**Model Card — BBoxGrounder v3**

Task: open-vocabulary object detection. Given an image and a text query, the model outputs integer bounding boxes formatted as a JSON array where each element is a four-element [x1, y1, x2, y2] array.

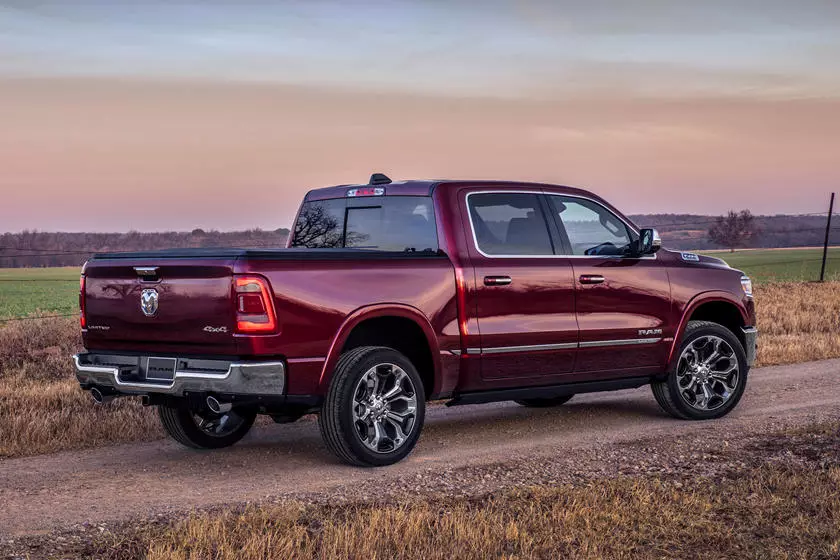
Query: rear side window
[[467, 193, 554, 256], [291, 196, 438, 252]]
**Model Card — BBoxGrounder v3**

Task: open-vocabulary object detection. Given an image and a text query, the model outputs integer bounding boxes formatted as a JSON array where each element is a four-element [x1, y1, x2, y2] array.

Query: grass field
[[0, 266, 79, 320], [699, 246, 840, 283]]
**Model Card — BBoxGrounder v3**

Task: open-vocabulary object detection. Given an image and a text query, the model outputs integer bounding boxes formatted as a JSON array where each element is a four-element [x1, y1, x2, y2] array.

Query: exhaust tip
[[90, 387, 105, 404], [206, 395, 232, 414]]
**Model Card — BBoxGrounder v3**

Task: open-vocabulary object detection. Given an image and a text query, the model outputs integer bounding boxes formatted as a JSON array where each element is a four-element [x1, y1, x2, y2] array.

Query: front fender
[[667, 290, 751, 369]]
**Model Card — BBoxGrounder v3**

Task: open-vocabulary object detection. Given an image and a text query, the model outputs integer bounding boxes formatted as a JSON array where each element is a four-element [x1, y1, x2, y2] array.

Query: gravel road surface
[[1, 358, 838, 537]]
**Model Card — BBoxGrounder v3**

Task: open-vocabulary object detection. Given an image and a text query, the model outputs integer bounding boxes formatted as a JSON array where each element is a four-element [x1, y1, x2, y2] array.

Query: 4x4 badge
[[140, 288, 159, 317]]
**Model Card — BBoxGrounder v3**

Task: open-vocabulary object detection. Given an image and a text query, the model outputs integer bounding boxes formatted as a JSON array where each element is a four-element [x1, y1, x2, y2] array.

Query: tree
[[708, 210, 756, 252]]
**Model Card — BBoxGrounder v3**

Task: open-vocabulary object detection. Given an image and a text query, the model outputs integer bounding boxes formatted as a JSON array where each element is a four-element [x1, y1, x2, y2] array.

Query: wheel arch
[[668, 292, 750, 369], [318, 304, 441, 399]]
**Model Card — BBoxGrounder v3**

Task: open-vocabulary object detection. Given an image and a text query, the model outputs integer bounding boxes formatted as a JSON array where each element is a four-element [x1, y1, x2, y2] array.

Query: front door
[[464, 190, 578, 383], [545, 194, 671, 375]]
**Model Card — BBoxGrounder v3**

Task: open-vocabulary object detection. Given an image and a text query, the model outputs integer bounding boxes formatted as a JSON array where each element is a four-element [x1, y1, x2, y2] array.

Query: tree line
[[0, 229, 289, 268], [1, 212, 836, 268]]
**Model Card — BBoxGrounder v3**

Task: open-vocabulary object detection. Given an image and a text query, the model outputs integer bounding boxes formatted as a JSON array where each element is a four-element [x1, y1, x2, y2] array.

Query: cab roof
[[302, 177, 599, 202]]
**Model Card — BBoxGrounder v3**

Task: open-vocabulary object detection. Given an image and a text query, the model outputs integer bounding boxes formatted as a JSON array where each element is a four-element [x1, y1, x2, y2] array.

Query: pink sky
[[1, 1, 839, 232]]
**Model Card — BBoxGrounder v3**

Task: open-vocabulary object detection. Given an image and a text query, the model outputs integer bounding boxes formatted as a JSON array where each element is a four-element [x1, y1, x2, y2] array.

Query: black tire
[[652, 320, 749, 420], [319, 346, 426, 467], [515, 395, 574, 408], [158, 401, 256, 449]]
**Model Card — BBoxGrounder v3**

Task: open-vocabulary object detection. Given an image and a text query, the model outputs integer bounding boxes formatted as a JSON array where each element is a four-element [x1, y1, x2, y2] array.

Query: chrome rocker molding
[[73, 354, 286, 396], [452, 338, 662, 356]]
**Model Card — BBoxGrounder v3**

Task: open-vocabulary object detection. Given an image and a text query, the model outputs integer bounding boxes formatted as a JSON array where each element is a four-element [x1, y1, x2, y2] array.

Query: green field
[[0, 248, 837, 320], [0, 267, 80, 320], [699, 247, 840, 284]]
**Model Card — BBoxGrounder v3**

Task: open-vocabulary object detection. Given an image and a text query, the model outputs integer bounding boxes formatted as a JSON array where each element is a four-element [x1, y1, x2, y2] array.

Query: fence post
[[820, 192, 835, 282]]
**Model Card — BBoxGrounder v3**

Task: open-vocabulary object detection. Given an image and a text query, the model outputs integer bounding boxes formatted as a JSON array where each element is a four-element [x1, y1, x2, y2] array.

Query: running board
[[445, 376, 651, 407]]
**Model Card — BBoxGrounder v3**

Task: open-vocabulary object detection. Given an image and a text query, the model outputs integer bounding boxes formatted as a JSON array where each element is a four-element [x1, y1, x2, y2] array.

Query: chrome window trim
[[461, 338, 662, 355], [464, 189, 656, 260]]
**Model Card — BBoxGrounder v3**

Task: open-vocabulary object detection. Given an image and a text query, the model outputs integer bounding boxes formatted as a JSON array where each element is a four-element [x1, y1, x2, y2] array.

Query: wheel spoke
[[695, 383, 713, 409], [702, 338, 722, 366], [711, 377, 736, 394], [381, 370, 406, 401], [384, 416, 408, 447], [386, 407, 415, 421], [369, 420, 384, 450], [367, 370, 380, 398]]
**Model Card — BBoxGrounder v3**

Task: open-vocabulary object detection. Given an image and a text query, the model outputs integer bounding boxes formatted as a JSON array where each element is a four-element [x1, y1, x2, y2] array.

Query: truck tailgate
[[83, 259, 236, 349]]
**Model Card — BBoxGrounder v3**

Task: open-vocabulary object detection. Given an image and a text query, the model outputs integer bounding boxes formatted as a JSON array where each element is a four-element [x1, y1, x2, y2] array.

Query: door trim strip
[[481, 342, 578, 354], [578, 338, 662, 348], [463, 338, 662, 355]]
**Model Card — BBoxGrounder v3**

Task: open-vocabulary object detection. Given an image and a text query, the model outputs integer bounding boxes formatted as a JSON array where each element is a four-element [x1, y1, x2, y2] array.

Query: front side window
[[549, 195, 633, 256], [291, 196, 437, 252], [468, 192, 554, 256]]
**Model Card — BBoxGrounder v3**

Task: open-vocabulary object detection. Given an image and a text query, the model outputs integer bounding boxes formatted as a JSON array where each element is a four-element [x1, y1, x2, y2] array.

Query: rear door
[[545, 194, 671, 374], [464, 190, 578, 383]]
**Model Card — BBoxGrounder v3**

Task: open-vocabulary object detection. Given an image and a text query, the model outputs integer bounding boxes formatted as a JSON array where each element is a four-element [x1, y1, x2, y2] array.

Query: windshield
[[290, 196, 438, 252]]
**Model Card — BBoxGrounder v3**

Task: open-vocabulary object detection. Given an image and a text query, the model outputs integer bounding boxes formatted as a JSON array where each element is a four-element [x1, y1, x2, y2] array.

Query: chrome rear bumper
[[742, 327, 758, 367], [73, 353, 285, 397]]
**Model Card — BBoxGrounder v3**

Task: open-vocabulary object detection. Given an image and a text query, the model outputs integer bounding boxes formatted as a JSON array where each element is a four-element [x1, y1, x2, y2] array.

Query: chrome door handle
[[484, 275, 512, 286], [579, 274, 605, 285]]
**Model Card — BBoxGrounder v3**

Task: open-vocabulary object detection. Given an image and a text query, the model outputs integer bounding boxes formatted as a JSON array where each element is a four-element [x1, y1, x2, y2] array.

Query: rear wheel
[[652, 320, 748, 420], [319, 346, 425, 467], [515, 395, 574, 408], [158, 401, 256, 449]]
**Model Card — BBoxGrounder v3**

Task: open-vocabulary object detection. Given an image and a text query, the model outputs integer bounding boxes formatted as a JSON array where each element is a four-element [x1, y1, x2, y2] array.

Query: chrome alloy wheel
[[191, 410, 250, 438], [676, 335, 740, 411], [352, 363, 418, 453]]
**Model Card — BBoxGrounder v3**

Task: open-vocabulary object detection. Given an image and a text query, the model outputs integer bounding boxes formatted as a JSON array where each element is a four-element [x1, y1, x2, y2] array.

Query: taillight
[[234, 276, 277, 333], [79, 273, 87, 329]]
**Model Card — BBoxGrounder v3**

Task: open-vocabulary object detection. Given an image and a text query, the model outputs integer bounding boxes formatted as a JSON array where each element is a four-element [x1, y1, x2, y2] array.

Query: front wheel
[[319, 346, 425, 467], [158, 401, 256, 449], [652, 320, 749, 420]]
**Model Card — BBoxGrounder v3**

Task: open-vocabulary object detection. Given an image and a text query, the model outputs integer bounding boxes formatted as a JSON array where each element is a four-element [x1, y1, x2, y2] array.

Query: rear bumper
[[742, 327, 758, 367], [73, 353, 285, 397]]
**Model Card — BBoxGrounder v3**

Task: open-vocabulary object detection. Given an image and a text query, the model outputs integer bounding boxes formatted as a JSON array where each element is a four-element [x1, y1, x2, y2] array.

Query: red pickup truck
[[75, 175, 757, 466]]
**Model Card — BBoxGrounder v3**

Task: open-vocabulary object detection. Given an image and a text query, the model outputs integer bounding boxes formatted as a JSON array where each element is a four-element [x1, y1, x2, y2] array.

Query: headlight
[[740, 275, 753, 297]]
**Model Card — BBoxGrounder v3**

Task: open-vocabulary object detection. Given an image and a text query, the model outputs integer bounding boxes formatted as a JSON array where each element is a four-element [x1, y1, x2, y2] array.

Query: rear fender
[[318, 304, 442, 394]]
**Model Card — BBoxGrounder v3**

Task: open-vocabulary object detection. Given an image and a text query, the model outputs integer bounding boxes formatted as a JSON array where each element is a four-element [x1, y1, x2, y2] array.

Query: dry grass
[[754, 282, 840, 366], [0, 374, 161, 457], [0, 283, 838, 458], [0, 317, 161, 457], [90, 462, 840, 559]]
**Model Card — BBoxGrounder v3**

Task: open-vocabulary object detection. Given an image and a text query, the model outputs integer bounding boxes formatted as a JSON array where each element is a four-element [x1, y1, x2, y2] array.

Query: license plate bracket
[[145, 357, 177, 381]]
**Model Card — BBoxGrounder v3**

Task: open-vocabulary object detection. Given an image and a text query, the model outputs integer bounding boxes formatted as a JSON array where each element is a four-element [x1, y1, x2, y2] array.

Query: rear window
[[291, 196, 438, 252]]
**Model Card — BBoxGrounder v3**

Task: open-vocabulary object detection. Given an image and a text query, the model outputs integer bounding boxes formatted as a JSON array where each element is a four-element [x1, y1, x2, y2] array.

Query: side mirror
[[637, 228, 662, 255]]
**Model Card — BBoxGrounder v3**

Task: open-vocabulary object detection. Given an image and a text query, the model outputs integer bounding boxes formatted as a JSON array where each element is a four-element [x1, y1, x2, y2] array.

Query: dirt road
[[1, 358, 838, 537]]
